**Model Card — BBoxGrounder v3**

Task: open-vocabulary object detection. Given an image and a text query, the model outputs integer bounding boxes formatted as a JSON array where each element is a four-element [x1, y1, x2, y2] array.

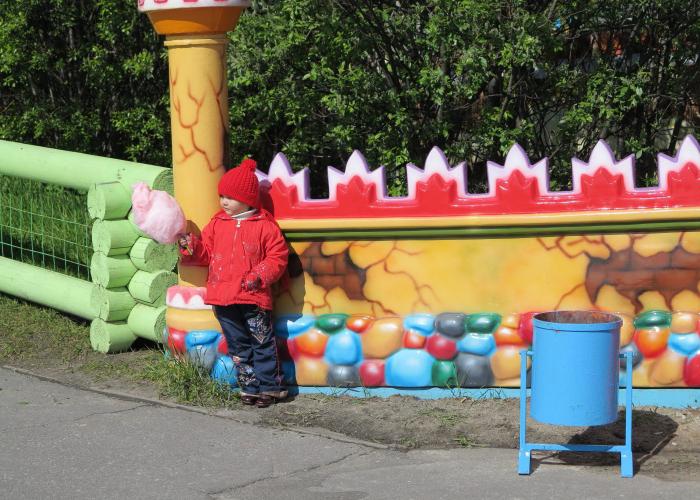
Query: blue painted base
[[287, 386, 700, 409], [519, 351, 635, 478]]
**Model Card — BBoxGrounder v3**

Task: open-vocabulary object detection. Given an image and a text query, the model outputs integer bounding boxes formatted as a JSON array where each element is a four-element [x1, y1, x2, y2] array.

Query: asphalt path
[[0, 368, 695, 499]]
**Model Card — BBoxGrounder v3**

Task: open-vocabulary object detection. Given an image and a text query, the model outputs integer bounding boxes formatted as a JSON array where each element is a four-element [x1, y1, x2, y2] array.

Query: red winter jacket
[[179, 209, 288, 310]]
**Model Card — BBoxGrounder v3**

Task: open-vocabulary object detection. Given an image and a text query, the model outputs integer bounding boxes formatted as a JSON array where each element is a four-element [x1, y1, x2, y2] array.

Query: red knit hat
[[218, 158, 260, 208]]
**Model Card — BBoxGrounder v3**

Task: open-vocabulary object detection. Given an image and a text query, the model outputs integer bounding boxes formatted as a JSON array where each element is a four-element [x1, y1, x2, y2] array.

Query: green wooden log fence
[[0, 140, 178, 353], [0, 257, 96, 319], [0, 140, 172, 192]]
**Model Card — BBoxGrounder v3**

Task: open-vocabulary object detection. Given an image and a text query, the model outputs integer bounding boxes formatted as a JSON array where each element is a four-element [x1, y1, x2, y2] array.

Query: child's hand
[[177, 233, 192, 255], [241, 273, 262, 292]]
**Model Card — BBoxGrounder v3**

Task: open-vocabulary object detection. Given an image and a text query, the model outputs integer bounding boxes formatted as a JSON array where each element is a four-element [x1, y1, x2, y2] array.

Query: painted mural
[[164, 135, 700, 389]]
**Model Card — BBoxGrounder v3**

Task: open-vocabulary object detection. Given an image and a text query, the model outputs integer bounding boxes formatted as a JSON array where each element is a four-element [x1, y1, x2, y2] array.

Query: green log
[[90, 319, 137, 353], [128, 270, 177, 305], [0, 256, 96, 319], [129, 237, 178, 272], [90, 252, 138, 288], [127, 211, 149, 238], [90, 286, 136, 322], [92, 219, 140, 256], [87, 182, 132, 220], [127, 304, 167, 342], [0, 140, 172, 192]]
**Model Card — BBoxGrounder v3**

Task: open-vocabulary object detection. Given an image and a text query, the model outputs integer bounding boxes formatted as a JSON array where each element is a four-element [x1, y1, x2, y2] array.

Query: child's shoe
[[255, 390, 288, 408], [255, 395, 274, 408], [240, 393, 258, 406]]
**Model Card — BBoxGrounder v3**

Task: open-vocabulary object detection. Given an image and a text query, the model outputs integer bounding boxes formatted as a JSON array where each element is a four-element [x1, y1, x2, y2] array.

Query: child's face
[[220, 196, 250, 216]]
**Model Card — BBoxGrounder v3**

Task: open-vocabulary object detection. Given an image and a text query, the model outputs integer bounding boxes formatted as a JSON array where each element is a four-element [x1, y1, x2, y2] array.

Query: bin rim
[[533, 310, 622, 332]]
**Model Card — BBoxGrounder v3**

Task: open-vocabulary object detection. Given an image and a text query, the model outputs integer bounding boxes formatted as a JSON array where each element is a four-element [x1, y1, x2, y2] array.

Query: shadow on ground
[[530, 409, 678, 476]]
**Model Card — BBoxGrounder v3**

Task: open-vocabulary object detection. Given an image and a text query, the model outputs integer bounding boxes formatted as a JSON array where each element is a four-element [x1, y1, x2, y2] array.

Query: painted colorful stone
[[501, 313, 520, 329], [634, 326, 670, 358], [671, 312, 698, 334], [490, 346, 525, 380], [359, 359, 385, 387], [294, 356, 329, 386], [425, 335, 458, 360], [668, 332, 700, 356], [432, 360, 458, 387], [456, 333, 496, 356], [518, 312, 536, 344], [403, 313, 435, 335], [619, 342, 643, 369], [275, 314, 315, 338], [434, 313, 466, 339], [361, 317, 404, 358], [295, 327, 329, 357], [316, 313, 349, 334], [634, 310, 672, 329], [346, 314, 374, 333], [211, 356, 237, 386], [385, 350, 435, 387], [493, 326, 525, 346], [166, 327, 187, 355], [683, 353, 700, 386], [217, 334, 228, 355], [286, 336, 300, 360], [327, 364, 361, 387], [185, 329, 220, 348], [618, 313, 635, 346], [325, 330, 362, 365], [649, 349, 686, 385], [466, 313, 501, 334], [403, 330, 427, 349], [185, 330, 221, 372], [454, 353, 494, 387]]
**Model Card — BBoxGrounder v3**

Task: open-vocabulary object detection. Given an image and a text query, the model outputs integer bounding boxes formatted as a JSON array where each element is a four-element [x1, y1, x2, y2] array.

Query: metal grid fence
[[0, 175, 92, 281]]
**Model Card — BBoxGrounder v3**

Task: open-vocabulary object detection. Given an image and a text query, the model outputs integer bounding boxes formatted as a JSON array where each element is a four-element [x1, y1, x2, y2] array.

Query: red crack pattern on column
[[172, 81, 219, 172]]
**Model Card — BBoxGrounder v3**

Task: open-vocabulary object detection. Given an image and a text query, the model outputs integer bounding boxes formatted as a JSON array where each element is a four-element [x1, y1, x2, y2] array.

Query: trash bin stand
[[518, 350, 634, 478]]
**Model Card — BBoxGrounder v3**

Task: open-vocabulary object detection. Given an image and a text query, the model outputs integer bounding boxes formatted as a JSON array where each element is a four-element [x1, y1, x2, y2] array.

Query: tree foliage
[[1, 0, 698, 194], [0, 0, 170, 166]]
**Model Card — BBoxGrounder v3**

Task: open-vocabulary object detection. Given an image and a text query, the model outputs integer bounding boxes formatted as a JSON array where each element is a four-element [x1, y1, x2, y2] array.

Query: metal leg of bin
[[518, 349, 532, 475], [620, 351, 634, 478]]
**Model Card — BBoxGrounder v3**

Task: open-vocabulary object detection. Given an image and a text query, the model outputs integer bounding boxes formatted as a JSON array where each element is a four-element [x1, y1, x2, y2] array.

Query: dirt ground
[[4, 348, 700, 482]]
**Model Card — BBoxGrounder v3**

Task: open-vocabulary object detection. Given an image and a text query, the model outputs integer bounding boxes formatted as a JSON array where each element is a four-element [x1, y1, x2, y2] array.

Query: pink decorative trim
[[166, 285, 212, 310], [138, 0, 250, 12], [257, 135, 700, 218]]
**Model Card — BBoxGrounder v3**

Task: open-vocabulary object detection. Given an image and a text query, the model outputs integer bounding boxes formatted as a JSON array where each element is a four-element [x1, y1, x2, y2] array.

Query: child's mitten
[[241, 273, 262, 292]]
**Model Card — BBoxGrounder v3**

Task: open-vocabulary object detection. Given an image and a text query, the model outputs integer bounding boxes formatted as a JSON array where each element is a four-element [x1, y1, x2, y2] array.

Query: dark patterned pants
[[213, 304, 283, 394]]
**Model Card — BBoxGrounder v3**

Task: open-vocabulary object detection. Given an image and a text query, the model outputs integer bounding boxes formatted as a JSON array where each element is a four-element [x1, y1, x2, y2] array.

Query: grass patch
[[453, 435, 476, 448], [144, 355, 241, 409], [0, 175, 91, 280], [0, 293, 91, 362], [419, 408, 461, 427], [78, 350, 160, 382]]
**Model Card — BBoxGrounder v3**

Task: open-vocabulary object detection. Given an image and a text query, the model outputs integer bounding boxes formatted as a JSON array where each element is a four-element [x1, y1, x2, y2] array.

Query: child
[[178, 158, 289, 408]]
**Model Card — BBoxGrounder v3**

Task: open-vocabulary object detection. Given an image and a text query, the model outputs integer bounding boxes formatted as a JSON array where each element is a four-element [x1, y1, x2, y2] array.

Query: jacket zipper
[[232, 219, 241, 283]]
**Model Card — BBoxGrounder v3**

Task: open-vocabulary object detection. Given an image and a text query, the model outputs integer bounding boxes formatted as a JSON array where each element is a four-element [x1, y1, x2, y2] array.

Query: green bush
[[1, 0, 698, 195]]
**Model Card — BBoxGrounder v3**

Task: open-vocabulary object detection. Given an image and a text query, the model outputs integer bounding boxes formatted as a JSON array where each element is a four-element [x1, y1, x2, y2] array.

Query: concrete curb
[[1, 364, 389, 450]]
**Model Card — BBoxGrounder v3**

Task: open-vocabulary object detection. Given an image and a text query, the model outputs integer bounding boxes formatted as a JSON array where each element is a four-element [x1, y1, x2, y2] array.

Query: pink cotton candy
[[131, 182, 186, 244]]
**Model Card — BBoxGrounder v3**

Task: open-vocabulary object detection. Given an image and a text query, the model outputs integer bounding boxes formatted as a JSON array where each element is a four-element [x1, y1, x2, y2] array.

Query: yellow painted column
[[139, 1, 250, 337], [165, 34, 229, 286]]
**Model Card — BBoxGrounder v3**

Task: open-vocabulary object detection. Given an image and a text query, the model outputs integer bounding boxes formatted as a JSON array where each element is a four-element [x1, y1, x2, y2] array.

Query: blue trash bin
[[530, 311, 622, 426]]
